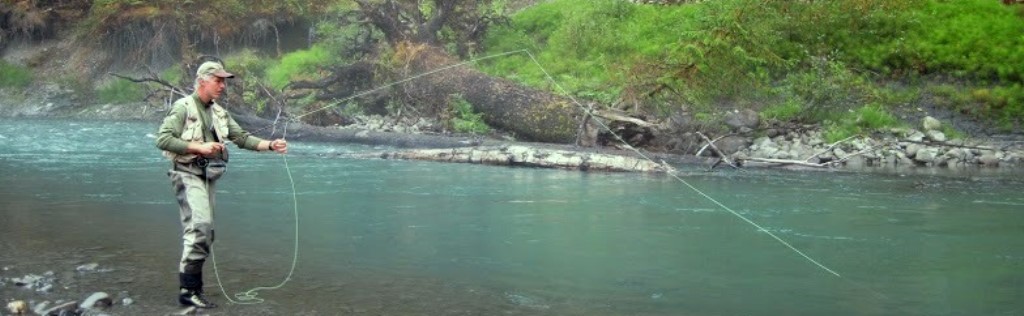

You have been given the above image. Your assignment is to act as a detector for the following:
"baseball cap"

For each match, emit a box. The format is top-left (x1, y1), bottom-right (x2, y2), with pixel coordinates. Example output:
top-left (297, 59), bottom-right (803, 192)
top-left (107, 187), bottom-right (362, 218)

top-left (196, 61), bottom-right (235, 79)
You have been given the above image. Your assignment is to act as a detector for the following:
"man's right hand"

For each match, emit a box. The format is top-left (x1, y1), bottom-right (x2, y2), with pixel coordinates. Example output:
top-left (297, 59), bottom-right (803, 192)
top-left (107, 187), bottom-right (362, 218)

top-left (188, 142), bottom-right (224, 156)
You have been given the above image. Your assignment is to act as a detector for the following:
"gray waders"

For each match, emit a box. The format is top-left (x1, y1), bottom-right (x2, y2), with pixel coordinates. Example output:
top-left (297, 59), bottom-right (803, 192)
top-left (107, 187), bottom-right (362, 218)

top-left (169, 157), bottom-right (226, 308)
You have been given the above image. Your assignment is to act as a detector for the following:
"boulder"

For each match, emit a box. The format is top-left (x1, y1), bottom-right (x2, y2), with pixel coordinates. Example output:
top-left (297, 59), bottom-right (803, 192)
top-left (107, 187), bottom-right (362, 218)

top-left (922, 116), bottom-right (942, 131)
top-left (724, 109), bottom-right (759, 131)
top-left (906, 130), bottom-right (926, 142)
top-left (905, 143), bottom-right (921, 158)
top-left (926, 130), bottom-right (947, 142)
top-left (914, 147), bottom-right (940, 164)
top-left (979, 153), bottom-right (1001, 166)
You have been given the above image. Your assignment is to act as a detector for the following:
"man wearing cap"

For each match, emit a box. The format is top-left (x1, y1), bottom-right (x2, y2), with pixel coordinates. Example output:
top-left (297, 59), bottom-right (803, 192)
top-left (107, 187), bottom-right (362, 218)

top-left (156, 61), bottom-right (288, 308)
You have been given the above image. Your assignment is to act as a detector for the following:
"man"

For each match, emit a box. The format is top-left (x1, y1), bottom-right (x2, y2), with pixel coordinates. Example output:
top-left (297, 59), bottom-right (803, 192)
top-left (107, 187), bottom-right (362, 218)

top-left (155, 61), bottom-right (287, 308)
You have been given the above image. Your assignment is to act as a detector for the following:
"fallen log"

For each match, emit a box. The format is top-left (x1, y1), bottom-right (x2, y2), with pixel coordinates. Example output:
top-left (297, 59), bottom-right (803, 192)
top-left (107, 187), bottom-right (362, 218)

top-left (380, 144), bottom-right (670, 173)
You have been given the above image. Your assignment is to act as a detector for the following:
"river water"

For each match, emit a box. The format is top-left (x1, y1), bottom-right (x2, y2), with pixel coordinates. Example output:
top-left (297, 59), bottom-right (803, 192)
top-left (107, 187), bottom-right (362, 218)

top-left (0, 118), bottom-right (1021, 315)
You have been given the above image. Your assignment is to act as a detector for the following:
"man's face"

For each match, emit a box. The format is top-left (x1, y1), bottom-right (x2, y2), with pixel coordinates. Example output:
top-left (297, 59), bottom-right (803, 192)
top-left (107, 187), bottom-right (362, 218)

top-left (198, 76), bottom-right (227, 102)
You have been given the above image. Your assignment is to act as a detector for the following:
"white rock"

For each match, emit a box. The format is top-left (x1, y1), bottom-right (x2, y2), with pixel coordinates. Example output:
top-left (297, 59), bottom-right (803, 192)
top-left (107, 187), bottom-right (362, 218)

top-left (922, 116), bottom-right (942, 131)
top-left (926, 130), bottom-right (946, 142)
top-left (906, 130), bottom-right (925, 142)
top-left (82, 291), bottom-right (113, 309)
top-left (6, 300), bottom-right (28, 314)
top-left (915, 148), bottom-right (940, 163)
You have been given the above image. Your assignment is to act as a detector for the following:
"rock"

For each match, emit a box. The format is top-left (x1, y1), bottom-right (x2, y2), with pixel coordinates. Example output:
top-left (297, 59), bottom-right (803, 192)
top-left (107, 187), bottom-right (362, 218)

top-left (906, 130), bottom-right (925, 142)
top-left (724, 109), bottom-right (759, 131)
top-left (33, 301), bottom-right (52, 315)
top-left (926, 130), bottom-right (946, 142)
top-left (1006, 151), bottom-right (1024, 164)
top-left (7, 300), bottom-right (28, 314)
top-left (41, 301), bottom-right (77, 316)
top-left (81, 292), bottom-right (112, 309)
top-left (834, 147), bottom-right (847, 158)
top-left (914, 147), bottom-right (940, 164)
top-left (905, 143), bottom-right (921, 158)
top-left (845, 156), bottom-right (866, 169)
top-left (76, 261), bottom-right (100, 272)
top-left (12, 272), bottom-right (56, 292)
top-left (979, 153), bottom-right (1000, 166)
top-left (922, 116), bottom-right (942, 131)
top-left (752, 136), bottom-right (773, 149)
top-left (715, 136), bottom-right (750, 155)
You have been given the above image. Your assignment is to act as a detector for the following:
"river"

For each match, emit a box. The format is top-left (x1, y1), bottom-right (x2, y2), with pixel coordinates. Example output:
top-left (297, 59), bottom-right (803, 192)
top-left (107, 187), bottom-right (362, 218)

top-left (0, 118), bottom-right (1021, 315)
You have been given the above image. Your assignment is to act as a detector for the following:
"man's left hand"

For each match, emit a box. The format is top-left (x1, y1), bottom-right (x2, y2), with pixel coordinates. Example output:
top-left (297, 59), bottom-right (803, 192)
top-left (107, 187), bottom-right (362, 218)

top-left (269, 139), bottom-right (288, 154)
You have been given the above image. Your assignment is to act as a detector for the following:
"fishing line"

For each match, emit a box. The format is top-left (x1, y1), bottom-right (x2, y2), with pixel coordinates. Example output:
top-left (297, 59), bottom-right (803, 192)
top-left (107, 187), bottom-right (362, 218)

top-left (516, 50), bottom-right (844, 277)
top-left (522, 51), bottom-right (892, 301)
top-left (211, 48), bottom-right (886, 304)
top-left (209, 120), bottom-right (300, 305)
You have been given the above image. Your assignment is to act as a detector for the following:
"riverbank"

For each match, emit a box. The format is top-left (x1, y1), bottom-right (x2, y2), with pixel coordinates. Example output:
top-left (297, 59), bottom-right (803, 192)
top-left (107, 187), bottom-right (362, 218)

top-left (1, 83), bottom-right (1022, 175)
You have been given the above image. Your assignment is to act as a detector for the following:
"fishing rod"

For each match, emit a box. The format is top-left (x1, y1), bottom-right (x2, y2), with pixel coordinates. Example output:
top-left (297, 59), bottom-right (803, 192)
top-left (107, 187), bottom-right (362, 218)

top-left (215, 48), bottom-right (856, 305)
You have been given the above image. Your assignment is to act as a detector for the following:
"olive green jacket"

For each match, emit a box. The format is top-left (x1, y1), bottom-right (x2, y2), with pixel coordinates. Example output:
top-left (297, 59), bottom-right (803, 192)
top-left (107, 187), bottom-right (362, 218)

top-left (155, 94), bottom-right (263, 162)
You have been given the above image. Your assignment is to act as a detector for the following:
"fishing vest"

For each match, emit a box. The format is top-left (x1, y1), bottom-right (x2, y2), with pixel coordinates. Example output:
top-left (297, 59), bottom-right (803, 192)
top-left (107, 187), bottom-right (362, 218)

top-left (163, 96), bottom-right (231, 163)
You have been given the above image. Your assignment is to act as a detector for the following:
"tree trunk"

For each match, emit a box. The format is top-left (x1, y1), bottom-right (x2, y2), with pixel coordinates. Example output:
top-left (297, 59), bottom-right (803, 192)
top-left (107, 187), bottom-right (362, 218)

top-left (396, 42), bottom-right (584, 144)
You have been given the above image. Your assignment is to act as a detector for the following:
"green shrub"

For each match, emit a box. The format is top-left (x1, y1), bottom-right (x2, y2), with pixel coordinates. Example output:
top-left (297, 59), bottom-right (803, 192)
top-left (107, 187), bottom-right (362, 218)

top-left (223, 49), bottom-right (276, 112)
top-left (852, 0), bottom-right (1023, 82)
top-left (449, 94), bottom-right (491, 134)
top-left (96, 78), bottom-right (144, 104)
top-left (0, 61), bottom-right (32, 88)
top-left (480, 0), bottom-right (700, 105)
top-left (854, 103), bottom-right (900, 130)
top-left (158, 66), bottom-right (185, 88)
top-left (481, 0), bottom-right (1020, 131)
top-left (941, 124), bottom-right (964, 140)
top-left (760, 98), bottom-right (803, 122)
top-left (265, 44), bottom-right (334, 89)
top-left (822, 103), bottom-right (900, 143)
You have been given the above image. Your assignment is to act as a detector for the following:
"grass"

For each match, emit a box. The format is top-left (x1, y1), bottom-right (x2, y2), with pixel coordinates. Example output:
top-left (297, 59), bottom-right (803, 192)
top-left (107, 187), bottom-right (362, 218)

top-left (96, 78), bottom-right (145, 104)
top-left (0, 61), bottom-right (32, 88)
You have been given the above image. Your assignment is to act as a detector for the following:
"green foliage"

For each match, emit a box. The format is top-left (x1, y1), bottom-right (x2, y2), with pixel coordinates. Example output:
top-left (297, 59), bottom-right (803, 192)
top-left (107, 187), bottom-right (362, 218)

top-left (224, 49), bottom-right (276, 112)
top-left (778, 58), bottom-right (876, 122)
top-left (0, 61), bottom-right (32, 88)
top-left (480, 0), bottom-right (701, 105)
top-left (96, 78), bottom-right (144, 104)
top-left (852, 0), bottom-right (1024, 81)
top-left (265, 44), bottom-right (333, 90)
top-left (941, 124), bottom-right (964, 140)
top-left (449, 94), bottom-right (491, 134)
top-left (161, 67), bottom-right (184, 88)
top-left (822, 103), bottom-right (901, 143)
top-left (760, 99), bottom-right (803, 122)
top-left (480, 0), bottom-right (1021, 132)
top-left (925, 83), bottom-right (1024, 131)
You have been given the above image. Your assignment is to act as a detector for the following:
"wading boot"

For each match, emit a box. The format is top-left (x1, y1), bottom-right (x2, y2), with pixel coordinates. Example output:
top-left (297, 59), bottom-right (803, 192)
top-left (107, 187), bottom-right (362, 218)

top-left (178, 272), bottom-right (217, 308)
top-left (179, 287), bottom-right (218, 308)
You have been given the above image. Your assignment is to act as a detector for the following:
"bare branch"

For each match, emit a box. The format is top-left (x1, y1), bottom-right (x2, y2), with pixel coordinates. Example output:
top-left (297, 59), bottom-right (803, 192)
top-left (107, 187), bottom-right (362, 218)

top-left (697, 132), bottom-right (739, 169)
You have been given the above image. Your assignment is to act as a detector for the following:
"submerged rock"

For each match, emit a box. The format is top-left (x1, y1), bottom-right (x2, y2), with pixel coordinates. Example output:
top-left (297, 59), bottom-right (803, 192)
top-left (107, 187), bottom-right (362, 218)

top-left (81, 292), bottom-right (112, 309)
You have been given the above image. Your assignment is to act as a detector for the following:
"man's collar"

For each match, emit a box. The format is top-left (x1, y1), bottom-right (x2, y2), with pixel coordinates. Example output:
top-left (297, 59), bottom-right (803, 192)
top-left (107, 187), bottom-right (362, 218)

top-left (192, 93), bottom-right (214, 108)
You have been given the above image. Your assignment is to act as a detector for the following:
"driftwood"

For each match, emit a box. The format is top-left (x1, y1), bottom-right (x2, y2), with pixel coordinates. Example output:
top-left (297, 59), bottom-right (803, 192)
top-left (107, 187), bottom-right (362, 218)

top-left (380, 144), bottom-right (670, 173)
top-left (696, 132), bottom-right (739, 169)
